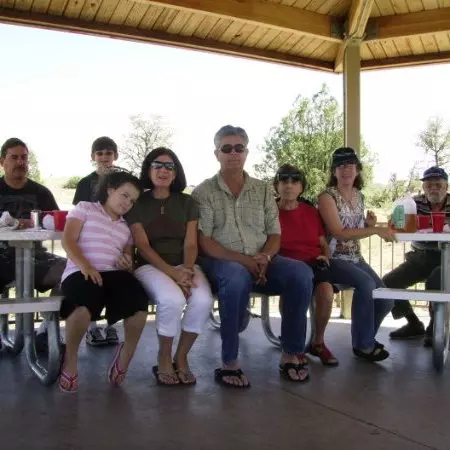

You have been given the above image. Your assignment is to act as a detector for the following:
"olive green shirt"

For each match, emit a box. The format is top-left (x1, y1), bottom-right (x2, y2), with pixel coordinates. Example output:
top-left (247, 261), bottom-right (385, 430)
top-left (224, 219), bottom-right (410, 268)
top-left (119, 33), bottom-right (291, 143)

top-left (126, 191), bottom-right (199, 267)
top-left (191, 172), bottom-right (280, 256)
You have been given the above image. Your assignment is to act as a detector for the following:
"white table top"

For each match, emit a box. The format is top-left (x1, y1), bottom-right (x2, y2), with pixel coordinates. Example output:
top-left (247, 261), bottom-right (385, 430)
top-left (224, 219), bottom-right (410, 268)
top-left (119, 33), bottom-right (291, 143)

top-left (0, 229), bottom-right (62, 241)
top-left (395, 231), bottom-right (450, 242)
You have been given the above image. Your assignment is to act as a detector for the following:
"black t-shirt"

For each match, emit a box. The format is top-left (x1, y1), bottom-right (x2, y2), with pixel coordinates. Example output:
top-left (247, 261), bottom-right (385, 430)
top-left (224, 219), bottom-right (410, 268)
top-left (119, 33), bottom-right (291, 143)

top-left (0, 177), bottom-right (58, 219)
top-left (126, 191), bottom-right (199, 267)
top-left (72, 172), bottom-right (100, 205)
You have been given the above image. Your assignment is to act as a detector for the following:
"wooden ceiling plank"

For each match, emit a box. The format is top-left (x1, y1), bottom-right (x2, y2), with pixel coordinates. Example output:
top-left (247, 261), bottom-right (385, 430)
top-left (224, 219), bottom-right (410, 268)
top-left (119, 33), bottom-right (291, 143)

top-left (79, 0), bottom-right (102, 21)
top-left (124, 1), bottom-right (150, 27)
top-left (31, 0), bottom-right (52, 14)
top-left (406, 0), bottom-right (425, 12)
top-left (421, 34), bottom-right (439, 52)
top-left (193, 14), bottom-right (220, 39)
top-left (1, 0), bottom-right (16, 9)
top-left (165, 9), bottom-right (192, 34)
top-left (228, 22), bottom-right (257, 45)
top-left (360, 42), bottom-right (372, 59)
top-left (370, 0), bottom-right (382, 17)
top-left (276, 32), bottom-right (302, 52)
top-left (334, 0), bottom-right (375, 71)
top-left (317, 0), bottom-right (343, 14)
top-left (206, 17), bottom-right (233, 40)
top-left (152, 7), bottom-right (178, 31)
top-left (432, 32), bottom-right (450, 52)
top-left (392, 36), bottom-right (413, 55)
top-left (407, 36), bottom-right (425, 54)
top-left (14, 0), bottom-right (33, 11)
top-left (368, 7), bottom-right (450, 40)
top-left (254, 28), bottom-right (281, 49)
top-left (64, 0), bottom-right (86, 18)
top-left (94, 0), bottom-right (121, 23)
top-left (320, 42), bottom-right (339, 60)
top-left (137, 0), bottom-right (340, 42)
top-left (220, 20), bottom-right (245, 43)
top-left (265, 30), bottom-right (294, 51)
top-left (375, 0), bottom-right (395, 15)
top-left (109, 0), bottom-right (135, 26)
top-left (366, 40), bottom-right (387, 58)
top-left (47, 0), bottom-right (68, 15)
top-left (423, 0), bottom-right (439, 9)
top-left (178, 11), bottom-right (203, 35)
top-left (379, 37), bottom-right (398, 57)
top-left (301, 36), bottom-right (325, 57)
top-left (389, 0), bottom-right (409, 14)
top-left (362, 50), bottom-right (450, 69)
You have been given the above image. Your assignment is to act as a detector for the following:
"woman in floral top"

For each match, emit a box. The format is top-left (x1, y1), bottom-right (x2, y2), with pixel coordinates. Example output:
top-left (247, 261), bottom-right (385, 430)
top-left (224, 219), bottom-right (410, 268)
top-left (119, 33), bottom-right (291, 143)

top-left (318, 147), bottom-right (395, 362)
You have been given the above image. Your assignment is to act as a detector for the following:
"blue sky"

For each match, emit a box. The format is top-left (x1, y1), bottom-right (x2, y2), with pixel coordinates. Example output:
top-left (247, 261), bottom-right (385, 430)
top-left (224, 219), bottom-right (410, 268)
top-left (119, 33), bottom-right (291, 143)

top-left (2, 23), bottom-right (450, 185)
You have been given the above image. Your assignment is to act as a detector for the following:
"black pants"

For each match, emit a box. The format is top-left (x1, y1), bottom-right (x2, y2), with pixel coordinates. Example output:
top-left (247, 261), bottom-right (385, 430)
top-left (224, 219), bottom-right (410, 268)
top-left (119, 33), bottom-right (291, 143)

top-left (382, 250), bottom-right (441, 320)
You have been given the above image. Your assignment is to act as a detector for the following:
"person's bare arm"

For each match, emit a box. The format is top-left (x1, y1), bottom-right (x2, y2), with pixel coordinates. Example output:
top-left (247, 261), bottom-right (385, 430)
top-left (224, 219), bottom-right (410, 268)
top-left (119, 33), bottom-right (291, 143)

top-left (318, 193), bottom-right (395, 241)
top-left (62, 218), bottom-right (102, 285)
top-left (318, 236), bottom-right (331, 259)
top-left (183, 221), bottom-right (198, 271)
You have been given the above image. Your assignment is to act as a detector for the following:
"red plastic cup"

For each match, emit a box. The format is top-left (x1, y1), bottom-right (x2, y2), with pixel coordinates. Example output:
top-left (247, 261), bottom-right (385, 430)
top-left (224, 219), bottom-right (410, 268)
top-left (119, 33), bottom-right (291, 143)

top-left (431, 212), bottom-right (446, 233)
top-left (53, 211), bottom-right (68, 231)
top-left (416, 215), bottom-right (430, 230)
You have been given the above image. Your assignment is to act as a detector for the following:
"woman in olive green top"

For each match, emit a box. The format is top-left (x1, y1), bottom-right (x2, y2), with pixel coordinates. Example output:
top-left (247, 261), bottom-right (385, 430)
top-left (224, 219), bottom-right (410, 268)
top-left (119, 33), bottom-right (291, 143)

top-left (127, 148), bottom-right (213, 386)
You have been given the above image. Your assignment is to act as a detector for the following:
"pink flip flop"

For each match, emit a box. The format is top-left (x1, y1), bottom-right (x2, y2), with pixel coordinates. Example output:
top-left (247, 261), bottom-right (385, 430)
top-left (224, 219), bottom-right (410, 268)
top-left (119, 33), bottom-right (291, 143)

top-left (108, 343), bottom-right (127, 386)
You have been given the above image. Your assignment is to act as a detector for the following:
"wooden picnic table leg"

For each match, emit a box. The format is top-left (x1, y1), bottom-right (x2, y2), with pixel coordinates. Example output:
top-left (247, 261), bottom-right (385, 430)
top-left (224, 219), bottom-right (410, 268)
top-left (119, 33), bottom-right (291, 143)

top-left (433, 243), bottom-right (450, 372)
top-left (0, 247), bottom-right (25, 354)
top-left (21, 244), bottom-right (61, 385)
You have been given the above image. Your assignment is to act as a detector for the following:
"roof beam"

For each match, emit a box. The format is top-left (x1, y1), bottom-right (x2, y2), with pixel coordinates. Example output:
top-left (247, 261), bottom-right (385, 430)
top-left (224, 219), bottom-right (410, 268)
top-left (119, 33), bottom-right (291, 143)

top-left (334, 0), bottom-right (374, 72)
top-left (367, 7), bottom-right (450, 41)
top-left (0, 8), bottom-right (334, 72)
top-left (361, 51), bottom-right (450, 70)
top-left (143, 0), bottom-right (341, 42)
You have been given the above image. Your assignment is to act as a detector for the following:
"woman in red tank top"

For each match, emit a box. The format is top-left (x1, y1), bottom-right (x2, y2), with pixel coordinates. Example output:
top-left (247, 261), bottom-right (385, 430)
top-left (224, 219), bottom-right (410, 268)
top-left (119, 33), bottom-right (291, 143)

top-left (275, 164), bottom-right (338, 366)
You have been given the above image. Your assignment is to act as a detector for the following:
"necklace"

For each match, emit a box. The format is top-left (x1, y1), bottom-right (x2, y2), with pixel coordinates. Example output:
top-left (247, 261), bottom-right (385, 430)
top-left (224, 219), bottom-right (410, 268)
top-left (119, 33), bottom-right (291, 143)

top-left (160, 199), bottom-right (166, 215)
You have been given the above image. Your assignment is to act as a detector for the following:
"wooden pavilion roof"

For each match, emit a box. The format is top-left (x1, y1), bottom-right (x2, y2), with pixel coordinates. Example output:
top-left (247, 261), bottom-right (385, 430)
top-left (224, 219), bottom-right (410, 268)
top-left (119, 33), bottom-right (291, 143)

top-left (1, 0), bottom-right (450, 72)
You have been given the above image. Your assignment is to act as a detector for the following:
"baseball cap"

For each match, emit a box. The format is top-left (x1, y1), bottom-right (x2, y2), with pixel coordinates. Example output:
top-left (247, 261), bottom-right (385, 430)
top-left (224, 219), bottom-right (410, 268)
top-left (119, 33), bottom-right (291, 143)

top-left (331, 147), bottom-right (360, 168)
top-left (420, 166), bottom-right (448, 181)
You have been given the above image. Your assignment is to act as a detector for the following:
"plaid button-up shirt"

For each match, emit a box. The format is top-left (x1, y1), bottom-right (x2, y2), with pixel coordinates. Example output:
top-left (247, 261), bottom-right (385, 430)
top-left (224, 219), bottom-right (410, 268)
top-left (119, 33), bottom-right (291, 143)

top-left (191, 172), bottom-right (280, 256)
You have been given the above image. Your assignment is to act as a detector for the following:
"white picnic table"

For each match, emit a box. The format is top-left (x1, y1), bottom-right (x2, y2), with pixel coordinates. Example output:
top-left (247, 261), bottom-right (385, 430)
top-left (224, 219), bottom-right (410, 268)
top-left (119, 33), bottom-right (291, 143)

top-left (373, 231), bottom-right (450, 372)
top-left (0, 229), bottom-right (63, 384)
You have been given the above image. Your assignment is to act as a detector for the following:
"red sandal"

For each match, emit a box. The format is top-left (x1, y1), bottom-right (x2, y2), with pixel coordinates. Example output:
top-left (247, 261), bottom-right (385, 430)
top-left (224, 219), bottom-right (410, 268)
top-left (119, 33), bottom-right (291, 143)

top-left (108, 343), bottom-right (127, 386)
top-left (308, 343), bottom-right (339, 366)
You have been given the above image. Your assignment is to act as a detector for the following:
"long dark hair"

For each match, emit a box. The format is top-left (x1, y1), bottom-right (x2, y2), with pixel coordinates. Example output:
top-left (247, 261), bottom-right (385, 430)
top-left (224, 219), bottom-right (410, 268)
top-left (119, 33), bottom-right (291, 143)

top-left (140, 147), bottom-right (187, 192)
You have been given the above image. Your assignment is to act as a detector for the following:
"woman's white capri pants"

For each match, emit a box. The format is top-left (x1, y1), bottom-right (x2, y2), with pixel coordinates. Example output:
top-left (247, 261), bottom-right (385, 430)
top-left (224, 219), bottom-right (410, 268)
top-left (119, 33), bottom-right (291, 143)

top-left (134, 264), bottom-right (214, 337)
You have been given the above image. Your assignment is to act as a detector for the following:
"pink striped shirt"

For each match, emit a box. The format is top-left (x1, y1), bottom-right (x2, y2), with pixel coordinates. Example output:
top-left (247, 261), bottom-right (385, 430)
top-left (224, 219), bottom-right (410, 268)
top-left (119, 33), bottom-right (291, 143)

top-left (61, 202), bottom-right (133, 282)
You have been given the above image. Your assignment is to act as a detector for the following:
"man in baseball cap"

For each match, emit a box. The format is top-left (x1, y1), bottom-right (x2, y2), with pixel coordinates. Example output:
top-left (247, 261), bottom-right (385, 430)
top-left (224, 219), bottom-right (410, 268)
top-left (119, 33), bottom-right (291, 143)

top-left (383, 165), bottom-right (449, 346)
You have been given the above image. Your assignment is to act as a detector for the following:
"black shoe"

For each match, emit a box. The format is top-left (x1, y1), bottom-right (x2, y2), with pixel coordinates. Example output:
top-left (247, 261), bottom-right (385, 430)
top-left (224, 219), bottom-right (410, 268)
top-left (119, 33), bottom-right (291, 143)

top-left (389, 322), bottom-right (425, 339)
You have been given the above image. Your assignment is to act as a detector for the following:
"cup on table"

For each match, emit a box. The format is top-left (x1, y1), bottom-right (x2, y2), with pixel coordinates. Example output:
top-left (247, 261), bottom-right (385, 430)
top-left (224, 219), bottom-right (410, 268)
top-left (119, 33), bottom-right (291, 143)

top-left (431, 212), bottom-right (446, 233)
top-left (53, 211), bottom-right (69, 231)
top-left (416, 215), bottom-right (430, 230)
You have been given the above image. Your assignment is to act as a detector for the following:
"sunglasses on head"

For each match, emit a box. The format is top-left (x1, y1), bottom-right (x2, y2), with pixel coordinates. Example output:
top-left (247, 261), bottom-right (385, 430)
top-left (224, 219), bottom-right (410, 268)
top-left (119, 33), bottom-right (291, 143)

top-left (277, 173), bottom-right (302, 182)
top-left (151, 161), bottom-right (176, 171)
top-left (219, 144), bottom-right (246, 154)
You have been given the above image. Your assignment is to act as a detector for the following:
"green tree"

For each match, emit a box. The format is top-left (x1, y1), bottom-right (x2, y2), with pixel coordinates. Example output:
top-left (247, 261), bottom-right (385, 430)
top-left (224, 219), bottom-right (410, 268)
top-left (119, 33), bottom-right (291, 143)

top-left (120, 114), bottom-right (173, 175)
top-left (0, 150), bottom-right (42, 183)
top-left (417, 116), bottom-right (450, 168)
top-left (63, 176), bottom-right (83, 189)
top-left (253, 85), bottom-right (375, 201)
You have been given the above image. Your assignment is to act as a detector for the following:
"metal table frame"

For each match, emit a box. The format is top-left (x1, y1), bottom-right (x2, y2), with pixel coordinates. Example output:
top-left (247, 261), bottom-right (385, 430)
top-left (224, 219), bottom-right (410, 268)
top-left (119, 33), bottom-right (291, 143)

top-left (0, 230), bottom-right (62, 384)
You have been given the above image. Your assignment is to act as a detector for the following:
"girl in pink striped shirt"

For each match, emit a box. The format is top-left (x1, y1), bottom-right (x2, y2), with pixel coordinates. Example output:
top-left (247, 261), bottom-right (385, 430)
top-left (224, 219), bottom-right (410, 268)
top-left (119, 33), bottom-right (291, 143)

top-left (59, 171), bottom-right (151, 393)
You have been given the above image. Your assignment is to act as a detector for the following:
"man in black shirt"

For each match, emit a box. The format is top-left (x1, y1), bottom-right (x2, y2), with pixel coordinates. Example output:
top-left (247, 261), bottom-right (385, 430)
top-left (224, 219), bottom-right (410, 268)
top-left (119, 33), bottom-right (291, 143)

top-left (0, 138), bottom-right (66, 351)
top-left (72, 136), bottom-right (120, 346)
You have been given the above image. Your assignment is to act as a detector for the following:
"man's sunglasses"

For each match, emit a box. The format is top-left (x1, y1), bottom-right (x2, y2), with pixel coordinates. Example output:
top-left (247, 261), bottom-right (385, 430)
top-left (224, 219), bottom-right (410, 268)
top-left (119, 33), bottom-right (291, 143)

top-left (151, 161), bottom-right (176, 171)
top-left (219, 144), bottom-right (246, 154)
top-left (277, 173), bottom-right (302, 182)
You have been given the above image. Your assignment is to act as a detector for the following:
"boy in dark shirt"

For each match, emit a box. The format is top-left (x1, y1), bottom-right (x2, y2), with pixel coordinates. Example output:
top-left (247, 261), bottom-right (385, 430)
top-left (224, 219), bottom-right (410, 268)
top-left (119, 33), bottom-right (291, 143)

top-left (73, 136), bottom-right (120, 346)
top-left (0, 138), bottom-right (66, 351)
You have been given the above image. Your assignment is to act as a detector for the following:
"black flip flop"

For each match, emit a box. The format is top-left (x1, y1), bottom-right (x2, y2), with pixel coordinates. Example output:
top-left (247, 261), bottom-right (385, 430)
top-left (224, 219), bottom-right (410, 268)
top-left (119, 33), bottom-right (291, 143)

top-left (214, 368), bottom-right (251, 389)
top-left (152, 365), bottom-right (180, 386)
top-left (353, 346), bottom-right (389, 362)
top-left (279, 363), bottom-right (310, 383)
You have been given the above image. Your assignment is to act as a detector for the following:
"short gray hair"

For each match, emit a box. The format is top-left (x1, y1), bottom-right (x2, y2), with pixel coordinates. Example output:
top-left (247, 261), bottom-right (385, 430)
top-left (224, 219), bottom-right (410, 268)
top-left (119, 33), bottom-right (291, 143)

top-left (214, 125), bottom-right (249, 149)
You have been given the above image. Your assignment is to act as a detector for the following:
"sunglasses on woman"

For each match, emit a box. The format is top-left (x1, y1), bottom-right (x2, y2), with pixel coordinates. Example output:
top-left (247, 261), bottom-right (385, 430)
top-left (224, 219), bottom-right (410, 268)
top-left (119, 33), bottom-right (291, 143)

top-left (219, 144), bottom-right (246, 154)
top-left (151, 161), bottom-right (176, 171)
top-left (277, 173), bottom-right (302, 182)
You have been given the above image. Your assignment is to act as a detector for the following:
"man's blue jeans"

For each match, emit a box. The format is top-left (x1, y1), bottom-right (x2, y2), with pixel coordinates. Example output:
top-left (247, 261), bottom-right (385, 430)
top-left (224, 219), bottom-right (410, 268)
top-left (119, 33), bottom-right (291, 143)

top-left (328, 259), bottom-right (394, 349)
top-left (199, 255), bottom-right (314, 365)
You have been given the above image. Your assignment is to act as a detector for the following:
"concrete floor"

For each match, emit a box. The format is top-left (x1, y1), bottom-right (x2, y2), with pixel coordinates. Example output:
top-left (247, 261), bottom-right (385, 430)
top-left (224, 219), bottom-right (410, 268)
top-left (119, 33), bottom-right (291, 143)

top-left (0, 317), bottom-right (448, 450)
